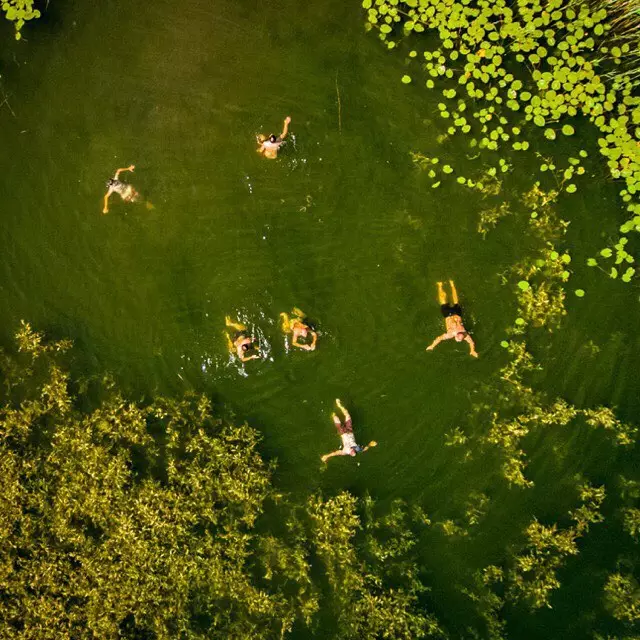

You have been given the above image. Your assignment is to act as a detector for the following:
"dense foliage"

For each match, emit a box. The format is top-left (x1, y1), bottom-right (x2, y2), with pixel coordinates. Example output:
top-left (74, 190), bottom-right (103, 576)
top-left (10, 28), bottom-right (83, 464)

top-left (0, 323), bottom-right (440, 639)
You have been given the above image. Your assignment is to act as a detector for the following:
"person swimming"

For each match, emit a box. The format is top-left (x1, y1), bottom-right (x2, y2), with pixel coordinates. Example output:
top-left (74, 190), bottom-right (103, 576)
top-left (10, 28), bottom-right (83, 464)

top-left (426, 280), bottom-right (478, 358)
top-left (225, 316), bottom-right (260, 363)
top-left (280, 307), bottom-right (317, 351)
top-left (102, 165), bottom-right (139, 214)
top-left (321, 399), bottom-right (377, 463)
top-left (257, 116), bottom-right (291, 159)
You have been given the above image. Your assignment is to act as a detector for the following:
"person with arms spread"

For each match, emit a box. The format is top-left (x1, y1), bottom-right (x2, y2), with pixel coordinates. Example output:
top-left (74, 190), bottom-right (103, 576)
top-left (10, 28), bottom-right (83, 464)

top-left (257, 116), bottom-right (291, 159)
top-left (426, 280), bottom-right (478, 358)
top-left (321, 399), bottom-right (377, 463)
top-left (102, 165), bottom-right (139, 214)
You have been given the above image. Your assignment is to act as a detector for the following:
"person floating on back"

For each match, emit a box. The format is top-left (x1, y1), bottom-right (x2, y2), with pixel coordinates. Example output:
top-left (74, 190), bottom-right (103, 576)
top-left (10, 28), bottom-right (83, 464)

top-left (280, 307), bottom-right (318, 351)
top-left (426, 280), bottom-right (478, 358)
top-left (321, 399), bottom-right (377, 463)
top-left (225, 316), bottom-right (260, 363)
top-left (103, 165), bottom-right (139, 214)
top-left (257, 116), bottom-right (291, 159)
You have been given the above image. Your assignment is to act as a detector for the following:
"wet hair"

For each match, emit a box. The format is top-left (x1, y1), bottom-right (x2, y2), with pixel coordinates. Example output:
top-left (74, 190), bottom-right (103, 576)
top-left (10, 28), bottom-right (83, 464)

top-left (269, 134), bottom-right (278, 143)
top-left (106, 178), bottom-right (116, 188)
top-left (241, 343), bottom-right (250, 352)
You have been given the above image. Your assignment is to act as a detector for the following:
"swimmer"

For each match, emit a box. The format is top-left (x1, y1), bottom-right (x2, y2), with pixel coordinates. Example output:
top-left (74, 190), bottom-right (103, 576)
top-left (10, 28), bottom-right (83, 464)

top-left (257, 116), bottom-right (291, 159)
top-left (102, 165), bottom-right (140, 214)
top-left (426, 280), bottom-right (478, 357)
top-left (280, 307), bottom-right (317, 351)
top-left (225, 316), bottom-right (260, 362)
top-left (321, 399), bottom-right (377, 463)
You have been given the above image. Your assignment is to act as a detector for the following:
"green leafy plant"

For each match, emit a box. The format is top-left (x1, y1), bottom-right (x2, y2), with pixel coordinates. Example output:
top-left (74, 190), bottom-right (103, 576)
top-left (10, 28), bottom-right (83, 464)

top-left (2, 0), bottom-right (41, 40)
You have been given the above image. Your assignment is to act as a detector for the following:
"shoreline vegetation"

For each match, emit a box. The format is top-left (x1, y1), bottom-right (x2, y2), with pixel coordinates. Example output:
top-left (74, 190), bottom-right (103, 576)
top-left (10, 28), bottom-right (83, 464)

top-left (0, 313), bottom-right (637, 638)
top-left (365, 0), bottom-right (640, 283)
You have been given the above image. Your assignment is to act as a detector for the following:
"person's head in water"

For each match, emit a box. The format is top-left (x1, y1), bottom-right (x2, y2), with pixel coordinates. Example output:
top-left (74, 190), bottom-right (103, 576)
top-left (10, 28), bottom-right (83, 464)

top-left (269, 134), bottom-right (278, 143)
top-left (241, 343), bottom-right (251, 352)
top-left (455, 331), bottom-right (467, 342)
top-left (106, 178), bottom-right (116, 188)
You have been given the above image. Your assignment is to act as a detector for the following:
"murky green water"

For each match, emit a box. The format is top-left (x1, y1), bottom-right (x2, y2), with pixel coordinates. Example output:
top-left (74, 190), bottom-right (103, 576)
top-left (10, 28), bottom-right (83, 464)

top-left (1, 0), bottom-right (639, 636)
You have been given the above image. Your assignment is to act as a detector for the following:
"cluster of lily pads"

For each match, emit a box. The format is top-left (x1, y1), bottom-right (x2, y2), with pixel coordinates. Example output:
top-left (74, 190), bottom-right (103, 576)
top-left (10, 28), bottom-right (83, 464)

top-left (363, 0), bottom-right (640, 281)
top-left (1, 0), bottom-right (40, 40)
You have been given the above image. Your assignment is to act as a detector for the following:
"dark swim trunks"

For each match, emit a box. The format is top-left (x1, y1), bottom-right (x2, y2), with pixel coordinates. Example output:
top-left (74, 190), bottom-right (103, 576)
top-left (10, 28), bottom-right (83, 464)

top-left (441, 303), bottom-right (463, 318)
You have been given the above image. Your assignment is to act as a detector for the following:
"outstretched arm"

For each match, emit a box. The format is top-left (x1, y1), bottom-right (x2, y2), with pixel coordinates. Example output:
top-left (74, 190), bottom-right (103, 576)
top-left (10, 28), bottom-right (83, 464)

top-left (102, 189), bottom-right (113, 214)
top-left (426, 333), bottom-right (448, 351)
top-left (280, 116), bottom-right (291, 140)
top-left (465, 334), bottom-right (478, 358)
top-left (321, 449), bottom-right (347, 463)
top-left (114, 165), bottom-right (135, 180)
top-left (362, 440), bottom-right (378, 454)
top-left (240, 353), bottom-right (260, 362)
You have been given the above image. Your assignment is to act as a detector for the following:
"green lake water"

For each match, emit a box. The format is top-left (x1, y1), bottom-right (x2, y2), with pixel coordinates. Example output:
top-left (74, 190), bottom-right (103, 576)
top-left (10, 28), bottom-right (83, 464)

top-left (1, 0), bottom-right (639, 636)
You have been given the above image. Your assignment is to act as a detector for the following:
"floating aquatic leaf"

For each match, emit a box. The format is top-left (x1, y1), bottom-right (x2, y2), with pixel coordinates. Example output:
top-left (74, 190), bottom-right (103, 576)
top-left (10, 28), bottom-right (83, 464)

top-left (401, 75), bottom-right (412, 84)
top-left (517, 280), bottom-right (530, 291)
top-left (610, 267), bottom-right (618, 279)
top-left (443, 165), bottom-right (453, 174)
top-left (515, 317), bottom-right (526, 325)
top-left (575, 289), bottom-right (585, 297)
top-left (562, 124), bottom-right (575, 136)
top-left (566, 184), bottom-right (577, 193)
top-left (534, 115), bottom-right (546, 127)
top-left (600, 248), bottom-right (613, 258)
top-left (431, 181), bottom-right (441, 188)
top-left (622, 267), bottom-right (635, 282)
top-left (587, 258), bottom-right (598, 267)
top-left (500, 340), bottom-right (509, 348)
top-left (544, 129), bottom-right (556, 140)
top-left (561, 254), bottom-right (571, 264)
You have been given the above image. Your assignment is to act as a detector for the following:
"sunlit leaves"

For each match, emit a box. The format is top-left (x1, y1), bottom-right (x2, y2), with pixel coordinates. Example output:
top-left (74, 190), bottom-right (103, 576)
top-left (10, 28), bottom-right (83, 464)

top-left (2, 0), bottom-right (41, 39)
